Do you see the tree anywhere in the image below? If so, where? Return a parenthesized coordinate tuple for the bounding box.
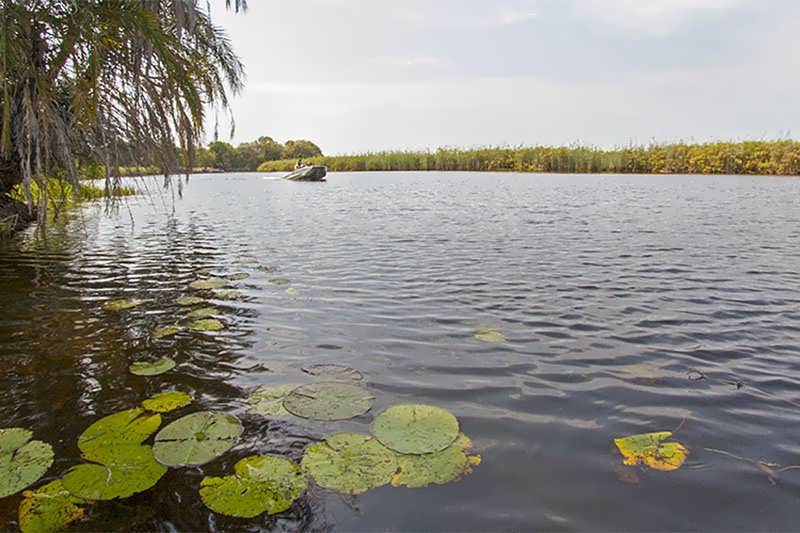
(235, 136, 283, 170)
(282, 140, 323, 160)
(0, 0, 245, 225)
(207, 141, 238, 170)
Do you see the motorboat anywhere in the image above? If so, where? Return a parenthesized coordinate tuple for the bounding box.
(283, 165, 327, 181)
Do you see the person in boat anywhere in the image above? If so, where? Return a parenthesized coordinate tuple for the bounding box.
(295, 158, 303, 170)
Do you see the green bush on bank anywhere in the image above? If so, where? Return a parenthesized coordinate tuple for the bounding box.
(256, 141, 800, 176)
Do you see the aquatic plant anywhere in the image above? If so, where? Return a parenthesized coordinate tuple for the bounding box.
(188, 318, 225, 332)
(248, 384, 303, 417)
(175, 296, 205, 306)
(301, 364, 364, 381)
(129, 357, 176, 376)
(0, 428, 54, 498)
(283, 382, 374, 421)
(142, 391, 193, 414)
(153, 325, 182, 339)
(18, 480, 89, 533)
(104, 298, 148, 311)
(474, 329, 507, 343)
(152, 412, 242, 467)
(190, 278, 227, 290)
(371, 404, 460, 454)
(614, 431, 688, 472)
(391, 434, 481, 489)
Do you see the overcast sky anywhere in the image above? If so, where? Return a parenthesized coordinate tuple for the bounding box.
(209, 0, 800, 154)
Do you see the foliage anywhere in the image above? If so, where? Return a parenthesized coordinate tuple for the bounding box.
(129, 357, 176, 376)
(256, 140, 800, 176)
(283, 382, 374, 421)
(391, 435, 480, 489)
(248, 384, 302, 417)
(197, 136, 324, 171)
(18, 480, 89, 533)
(188, 318, 224, 331)
(0, 428, 54, 498)
(371, 404, 460, 455)
(301, 364, 363, 381)
(614, 431, 689, 472)
(474, 329, 507, 343)
(282, 140, 323, 160)
(152, 412, 242, 467)
(142, 391, 192, 413)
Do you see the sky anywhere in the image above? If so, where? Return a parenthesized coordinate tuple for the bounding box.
(208, 0, 800, 154)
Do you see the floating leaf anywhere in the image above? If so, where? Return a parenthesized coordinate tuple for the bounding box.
(212, 289, 246, 300)
(188, 318, 224, 332)
(129, 357, 176, 376)
(228, 272, 250, 281)
(283, 382, 373, 421)
(233, 258, 257, 266)
(248, 384, 301, 417)
(269, 278, 291, 286)
(62, 444, 166, 500)
(371, 404, 459, 455)
(186, 307, 219, 319)
(77, 408, 161, 459)
(0, 428, 54, 498)
(256, 265, 280, 273)
(301, 364, 363, 382)
(199, 455, 307, 518)
(285, 287, 298, 296)
(176, 296, 204, 306)
(104, 298, 147, 311)
(614, 431, 689, 472)
(153, 412, 242, 467)
(190, 278, 227, 290)
(153, 325, 181, 339)
(474, 329, 507, 343)
(142, 391, 192, 413)
(391, 434, 480, 488)
(302, 433, 397, 495)
(19, 480, 89, 533)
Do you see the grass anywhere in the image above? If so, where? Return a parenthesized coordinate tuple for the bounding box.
(257, 140, 800, 176)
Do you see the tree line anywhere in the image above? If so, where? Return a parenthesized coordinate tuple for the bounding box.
(196, 137, 323, 171)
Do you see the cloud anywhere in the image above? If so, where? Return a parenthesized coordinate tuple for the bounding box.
(491, 7, 538, 26)
(372, 55, 449, 68)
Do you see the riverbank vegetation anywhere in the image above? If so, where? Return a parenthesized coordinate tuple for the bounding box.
(196, 137, 323, 171)
(257, 140, 800, 176)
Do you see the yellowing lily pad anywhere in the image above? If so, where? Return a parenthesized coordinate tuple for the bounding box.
(371, 404, 460, 455)
(614, 431, 689, 472)
(301, 364, 363, 382)
(283, 382, 373, 421)
(129, 357, 176, 376)
(176, 296, 204, 306)
(391, 434, 481, 488)
(248, 384, 302, 417)
(153, 412, 242, 467)
(301, 433, 397, 495)
(142, 391, 192, 413)
(62, 444, 166, 500)
(188, 318, 224, 332)
(0, 428, 54, 498)
(153, 325, 181, 339)
(77, 408, 161, 459)
(190, 278, 227, 290)
(474, 329, 507, 343)
(285, 287, 298, 296)
(186, 307, 220, 319)
(104, 298, 147, 311)
(199, 455, 307, 518)
(18, 480, 89, 533)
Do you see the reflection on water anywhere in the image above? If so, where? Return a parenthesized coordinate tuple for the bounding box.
(1, 172, 800, 531)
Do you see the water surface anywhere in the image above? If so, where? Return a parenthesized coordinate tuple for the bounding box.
(1, 171, 800, 531)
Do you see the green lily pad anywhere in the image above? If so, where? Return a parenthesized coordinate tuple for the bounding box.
(474, 329, 507, 343)
(153, 325, 181, 339)
(301, 364, 363, 382)
(199, 455, 307, 518)
(176, 296, 205, 306)
(186, 307, 220, 319)
(614, 431, 689, 472)
(142, 391, 192, 413)
(77, 408, 161, 459)
(228, 272, 250, 281)
(62, 444, 166, 500)
(269, 278, 291, 286)
(391, 434, 481, 488)
(283, 382, 373, 421)
(248, 384, 302, 417)
(104, 298, 147, 311)
(256, 265, 280, 273)
(371, 404, 460, 454)
(129, 357, 176, 376)
(153, 412, 242, 467)
(212, 289, 246, 300)
(18, 479, 89, 533)
(0, 428, 54, 498)
(188, 318, 224, 332)
(190, 278, 227, 290)
(302, 433, 397, 495)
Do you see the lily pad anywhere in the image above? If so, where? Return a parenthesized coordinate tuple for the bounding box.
(233, 258, 258, 266)
(391, 434, 481, 488)
(199, 455, 307, 518)
(77, 408, 161, 458)
(474, 329, 507, 343)
(104, 298, 147, 311)
(283, 382, 373, 421)
(285, 287, 298, 296)
(153, 325, 181, 339)
(269, 278, 291, 286)
(190, 278, 227, 290)
(142, 391, 192, 413)
(176, 296, 205, 306)
(186, 307, 220, 319)
(301, 364, 363, 382)
(129, 357, 176, 376)
(228, 272, 250, 281)
(614, 431, 689, 472)
(18, 480, 89, 533)
(153, 412, 242, 467)
(371, 404, 459, 455)
(212, 289, 246, 300)
(302, 433, 397, 495)
(256, 265, 280, 273)
(0, 428, 54, 498)
(248, 384, 302, 417)
(62, 444, 166, 500)
(188, 318, 224, 332)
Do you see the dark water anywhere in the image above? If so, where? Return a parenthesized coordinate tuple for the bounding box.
(2, 172, 800, 531)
